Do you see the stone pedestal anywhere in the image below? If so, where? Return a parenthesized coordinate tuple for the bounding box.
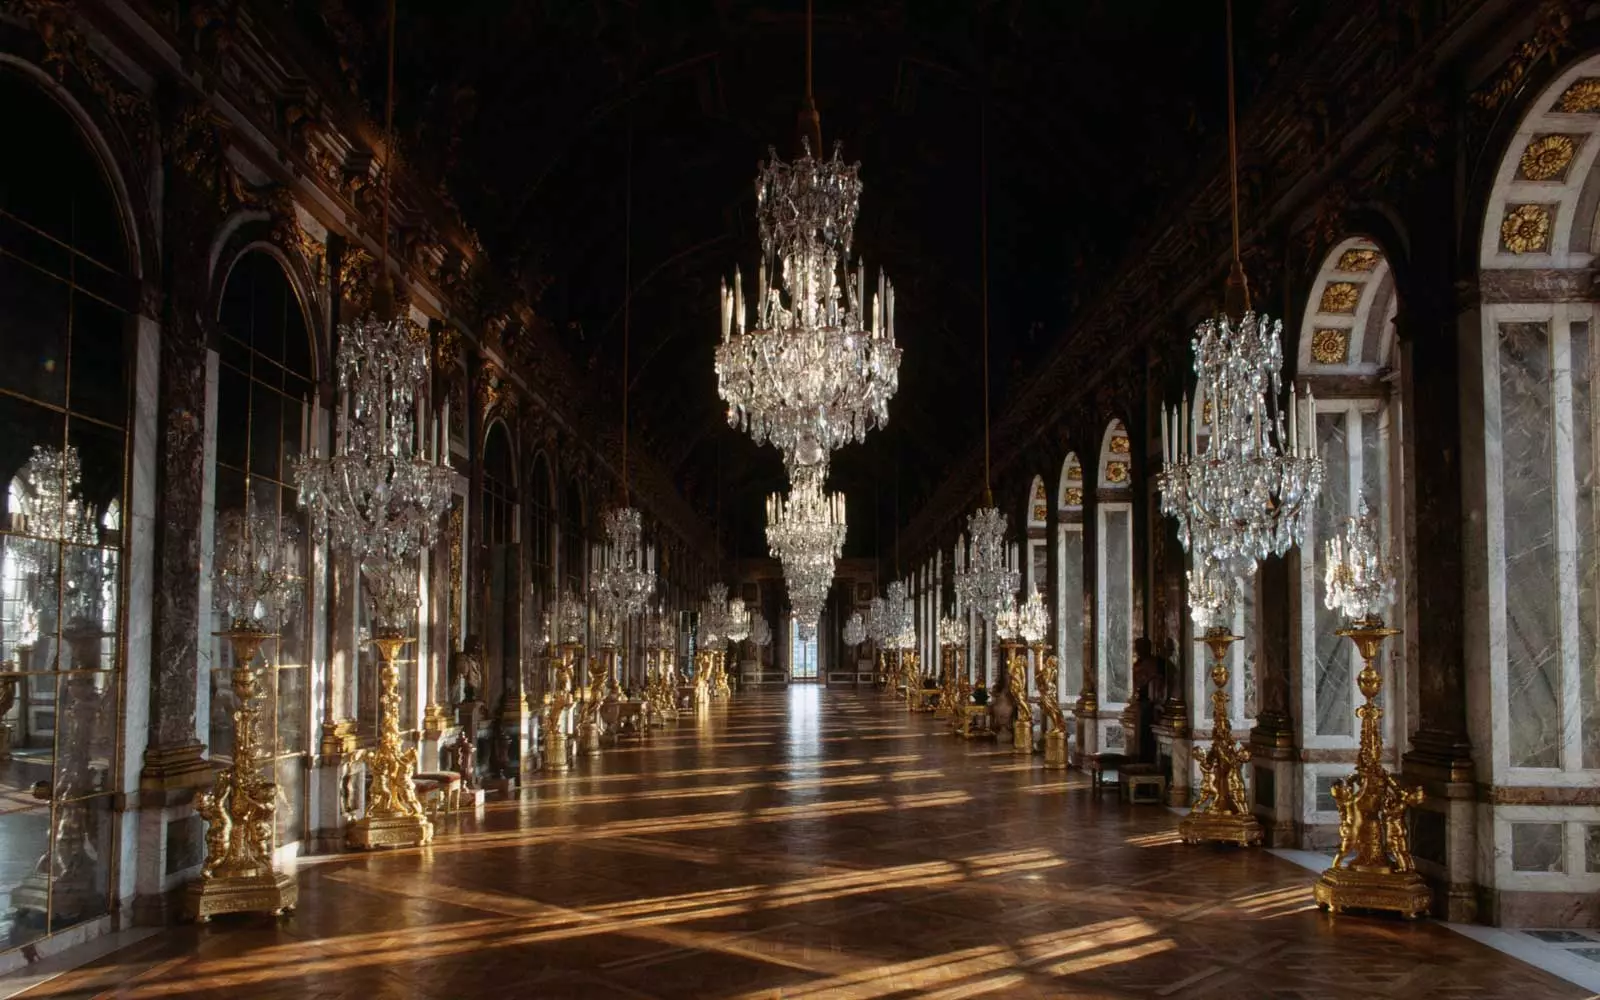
(1044, 729, 1067, 769)
(577, 720, 601, 757)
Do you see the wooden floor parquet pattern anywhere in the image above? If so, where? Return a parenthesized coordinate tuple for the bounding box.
(21, 689, 1591, 999)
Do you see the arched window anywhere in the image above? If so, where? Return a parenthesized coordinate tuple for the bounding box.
(1096, 421, 1134, 751)
(0, 70, 134, 943)
(1294, 237, 1401, 828)
(1467, 55, 1600, 891)
(212, 248, 315, 848)
(1056, 453, 1084, 708)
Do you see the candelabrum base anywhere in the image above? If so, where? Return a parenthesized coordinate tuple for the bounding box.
(578, 721, 602, 756)
(1178, 810, 1263, 848)
(1314, 865, 1430, 920)
(1044, 729, 1067, 769)
(185, 869, 297, 922)
(1012, 720, 1033, 755)
(346, 812, 433, 851)
(544, 730, 570, 773)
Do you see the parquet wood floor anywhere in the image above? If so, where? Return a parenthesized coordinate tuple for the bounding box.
(21, 689, 1590, 998)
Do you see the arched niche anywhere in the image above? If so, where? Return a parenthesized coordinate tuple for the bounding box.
(1095, 420, 1134, 751)
(1055, 452, 1085, 708)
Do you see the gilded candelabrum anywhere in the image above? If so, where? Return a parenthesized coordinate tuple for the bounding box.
(936, 646, 957, 719)
(347, 630, 433, 850)
(1034, 646, 1067, 770)
(1313, 620, 1429, 919)
(544, 647, 577, 773)
(711, 648, 732, 699)
(186, 625, 298, 919)
(1003, 638, 1033, 755)
(901, 650, 920, 712)
(951, 670, 975, 737)
(648, 648, 678, 723)
(1178, 627, 1262, 847)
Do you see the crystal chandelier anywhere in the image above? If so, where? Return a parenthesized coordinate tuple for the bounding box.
(1324, 497, 1395, 624)
(954, 510, 1020, 626)
(11, 445, 98, 544)
(726, 595, 752, 644)
(700, 583, 730, 646)
(591, 507, 656, 619)
(714, 2, 900, 474)
(214, 493, 303, 630)
(842, 610, 867, 647)
(750, 614, 772, 648)
(766, 465, 846, 634)
(865, 595, 888, 646)
(879, 580, 915, 651)
(295, 315, 453, 632)
(1158, 312, 1323, 589)
(540, 589, 589, 648)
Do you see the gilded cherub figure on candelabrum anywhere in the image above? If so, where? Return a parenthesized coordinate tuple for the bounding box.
(577, 658, 609, 756)
(1005, 643, 1032, 755)
(1035, 650, 1067, 769)
(543, 654, 575, 773)
(951, 671, 974, 737)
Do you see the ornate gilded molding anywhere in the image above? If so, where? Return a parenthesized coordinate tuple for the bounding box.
(9, 0, 153, 150)
(1336, 248, 1381, 273)
(1554, 76, 1600, 113)
(1517, 134, 1578, 181)
(1311, 328, 1351, 365)
(1471, 1, 1574, 111)
(1319, 281, 1363, 314)
(1500, 203, 1554, 254)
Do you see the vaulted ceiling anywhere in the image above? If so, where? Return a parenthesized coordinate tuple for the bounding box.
(304, 0, 1308, 560)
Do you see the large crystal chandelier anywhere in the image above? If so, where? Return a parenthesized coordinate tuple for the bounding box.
(591, 507, 656, 620)
(591, 132, 658, 626)
(699, 583, 730, 646)
(766, 466, 846, 634)
(866, 595, 888, 646)
(714, 2, 900, 474)
(881, 579, 916, 651)
(1158, 306, 1322, 594)
(726, 594, 752, 644)
(954, 511, 1020, 626)
(952, 114, 1020, 630)
(295, 315, 452, 631)
(842, 610, 867, 647)
(938, 611, 968, 649)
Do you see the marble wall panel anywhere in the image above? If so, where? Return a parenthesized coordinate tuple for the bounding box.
(1499, 322, 1561, 768)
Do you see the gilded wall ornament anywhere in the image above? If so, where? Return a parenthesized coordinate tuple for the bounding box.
(1335, 248, 1381, 273)
(1311, 328, 1351, 365)
(1518, 134, 1578, 181)
(337, 246, 373, 312)
(1556, 77, 1600, 114)
(1063, 487, 1084, 508)
(447, 500, 463, 655)
(1109, 435, 1131, 455)
(1500, 204, 1554, 254)
(1319, 281, 1363, 314)
(1105, 461, 1129, 485)
(1032, 480, 1047, 503)
(1032, 504, 1048, 523)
